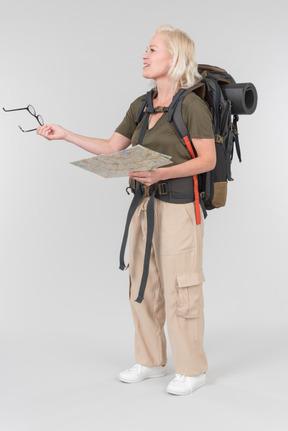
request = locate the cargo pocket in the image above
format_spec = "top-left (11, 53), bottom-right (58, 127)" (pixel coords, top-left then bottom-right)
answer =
top-left (176, 273), bottom-right (205, 318)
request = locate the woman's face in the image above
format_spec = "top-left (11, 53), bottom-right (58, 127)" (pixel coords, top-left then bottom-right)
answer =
top-left (142, 33), bottom-right (172, 81)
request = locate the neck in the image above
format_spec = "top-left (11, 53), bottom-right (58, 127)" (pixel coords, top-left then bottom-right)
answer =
top-left (154, 78), bottom-right (180, 104)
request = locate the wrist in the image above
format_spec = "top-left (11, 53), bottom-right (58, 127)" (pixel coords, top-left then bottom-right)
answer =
top-left (158, 167), bottom-right (170, 182)
top-left (63, 128), bottom-right (72, 142)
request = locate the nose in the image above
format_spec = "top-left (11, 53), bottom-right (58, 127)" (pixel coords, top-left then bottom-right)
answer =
top-left (142, 51), bottom-right (148, 60)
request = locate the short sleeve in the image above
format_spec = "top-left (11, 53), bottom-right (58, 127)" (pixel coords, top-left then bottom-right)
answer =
top-left (114, 95), bottom-right (144, 139)
top-left (182, 93), bottom-right (214, 139)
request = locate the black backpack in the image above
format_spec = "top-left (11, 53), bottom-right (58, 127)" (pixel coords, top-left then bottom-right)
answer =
top-left (135, 64), bottom-right (257, 221)
top-left (120, 68), bottom-right (257, 303)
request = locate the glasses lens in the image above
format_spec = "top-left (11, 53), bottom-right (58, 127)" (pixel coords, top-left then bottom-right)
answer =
top-left (28, 105), bottom-right (36, 115)
top-left (37, 115), bottom-right (44, 125)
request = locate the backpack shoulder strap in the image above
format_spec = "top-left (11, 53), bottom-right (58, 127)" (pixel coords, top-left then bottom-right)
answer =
top-left (135, 88), bottom-right (156, 125)
top-left (167, 82), bottom-right (206, 225)
top-left (167, 82), bottom-right (206, 138)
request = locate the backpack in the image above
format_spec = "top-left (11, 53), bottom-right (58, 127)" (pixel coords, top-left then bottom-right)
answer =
top-left (120, 67), bottom-right (257, 303)
top-left (135, 64), bottom-right (257, 224)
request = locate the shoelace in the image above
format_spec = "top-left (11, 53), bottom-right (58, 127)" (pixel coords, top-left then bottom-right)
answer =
top-left (172, 374), bottom-right (187, 383)
top-left (128, 364), bottom-right (142, 375)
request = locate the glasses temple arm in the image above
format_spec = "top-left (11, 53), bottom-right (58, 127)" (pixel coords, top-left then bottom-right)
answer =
top-left (3, 107), bottom-right (29, 112)
top-left (18, 125), bottom-right (38, 133)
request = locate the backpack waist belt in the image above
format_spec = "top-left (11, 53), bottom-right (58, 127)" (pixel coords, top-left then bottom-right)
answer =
top-left (119, 177), bottom-right (199, 304)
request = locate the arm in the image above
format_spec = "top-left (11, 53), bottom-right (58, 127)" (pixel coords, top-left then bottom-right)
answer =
top-left (37, 124), bottom-right (131, 155)
top-left (129, 138), bottom-right (216, 187)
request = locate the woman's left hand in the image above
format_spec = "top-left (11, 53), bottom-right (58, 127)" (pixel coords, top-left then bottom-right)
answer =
top-left (129, 168), bottom-right (164, 187)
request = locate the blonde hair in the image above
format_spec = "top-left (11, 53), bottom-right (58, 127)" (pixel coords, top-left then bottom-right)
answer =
top-left (153, 25), bottom-right (202, 92)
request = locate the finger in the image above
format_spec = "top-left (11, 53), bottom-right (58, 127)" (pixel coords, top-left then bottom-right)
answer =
top-left (129, 172), bottom-right (149, 178)
top-left (38, 125), bottom-right (54, 140)
top-left (37, 125), bottom-right (47, 134)
top-left (37, 124), bottom-right (50, 134)
top-left (130, 176), bottom-right (146, 182)
top-left (129, 171), bottom-right (143, 176)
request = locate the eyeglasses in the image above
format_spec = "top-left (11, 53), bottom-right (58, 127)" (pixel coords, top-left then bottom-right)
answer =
top-left (2, 104), bottom-right (44, 132)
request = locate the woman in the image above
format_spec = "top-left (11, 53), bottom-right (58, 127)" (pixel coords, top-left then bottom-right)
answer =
top-left (37, 25), bottom-right (216, 396)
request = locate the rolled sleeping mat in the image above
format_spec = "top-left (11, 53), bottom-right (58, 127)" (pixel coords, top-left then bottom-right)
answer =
top-left (220, 83), bottom-right (258, 115)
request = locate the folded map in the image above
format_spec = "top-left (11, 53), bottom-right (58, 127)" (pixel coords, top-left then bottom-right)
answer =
top-left (70, 145), bottom-right (172, 178)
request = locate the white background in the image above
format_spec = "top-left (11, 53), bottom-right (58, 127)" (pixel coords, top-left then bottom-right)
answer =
top-left (0, 0), bottom-right (287, 430)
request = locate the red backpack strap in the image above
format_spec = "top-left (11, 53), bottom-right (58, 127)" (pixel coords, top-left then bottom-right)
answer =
top-left (183, 136), bottom-right (201, 225)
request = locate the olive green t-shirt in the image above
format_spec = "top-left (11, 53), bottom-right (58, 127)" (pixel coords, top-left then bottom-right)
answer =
top-left (115, 91), bottom-right (214, 166)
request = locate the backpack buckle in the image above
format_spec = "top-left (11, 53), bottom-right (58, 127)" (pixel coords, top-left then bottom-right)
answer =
top-left (142, 185), bottom-right (151, 198)
top-left (215, 134), bottom-right (223, 144)
top-left (157, 182), bottom-right (168, 196)
top-left (231, 124), bottom-right (239, 135)
top-left (127, 178), bottom-right (136, 194)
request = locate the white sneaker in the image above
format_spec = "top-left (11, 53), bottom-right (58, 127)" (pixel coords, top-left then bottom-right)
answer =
top-left (167, 373), bottom-right (206, 395)
top-left (119, 363), bottom-right (167, 383)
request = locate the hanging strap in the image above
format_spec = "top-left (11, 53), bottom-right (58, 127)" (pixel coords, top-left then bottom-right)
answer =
top-left (233, 115), bottom-right (242, 162)
top-left (119, 182), bottom-right (143, 271)
top-left (119, 183), bottom-right (157, 303)
top-left (135, 188), bottom-right (156, 303)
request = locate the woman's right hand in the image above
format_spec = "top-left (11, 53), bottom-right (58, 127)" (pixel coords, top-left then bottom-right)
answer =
top-left (37, 124), bottom-right (67, 141)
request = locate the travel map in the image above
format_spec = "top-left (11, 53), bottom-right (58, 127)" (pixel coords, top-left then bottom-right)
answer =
top-left (70, 145), bottom-right (172, 178)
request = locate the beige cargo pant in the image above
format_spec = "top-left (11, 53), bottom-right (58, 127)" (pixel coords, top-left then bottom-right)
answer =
top-left (128, 196), bottom-right (208, 376)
